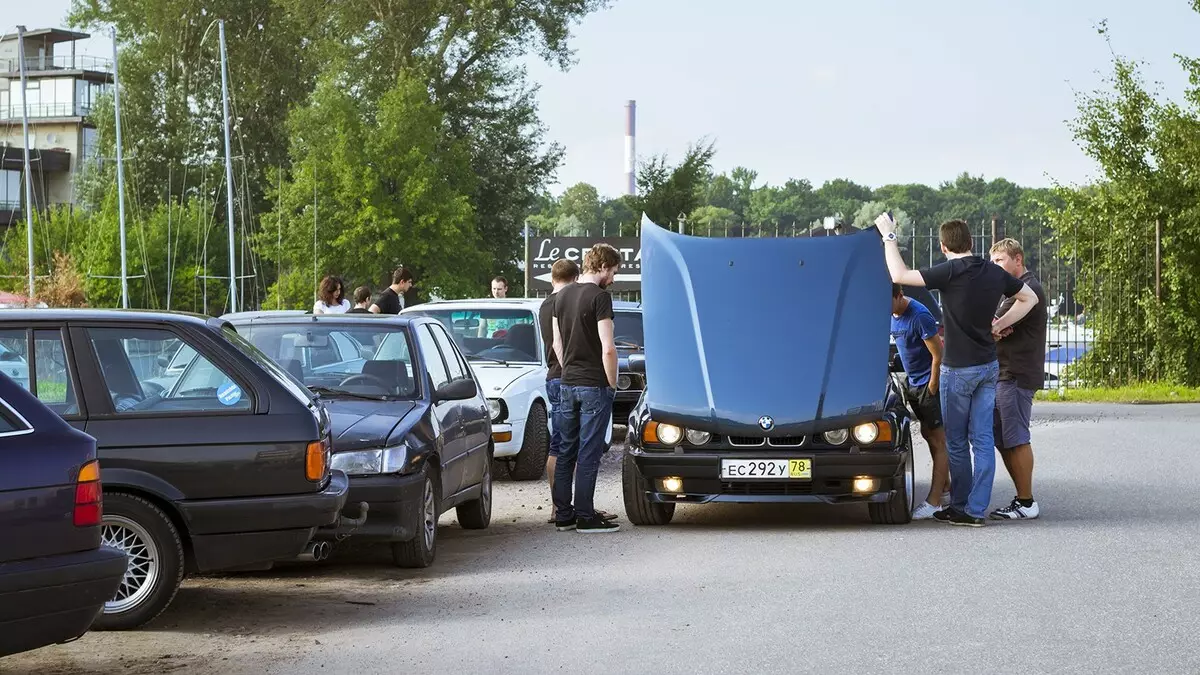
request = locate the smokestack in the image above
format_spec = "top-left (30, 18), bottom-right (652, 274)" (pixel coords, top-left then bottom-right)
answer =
top-left (624, 100), bottom-right (637, 196)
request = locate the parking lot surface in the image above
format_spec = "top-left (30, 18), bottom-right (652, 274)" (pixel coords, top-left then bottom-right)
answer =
top-left (5, 403), bottom-right (1200, 675)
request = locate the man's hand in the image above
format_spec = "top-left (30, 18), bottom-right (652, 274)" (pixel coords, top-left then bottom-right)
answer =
top-left (874, 212), bottom-right (896, 236)
top-left (994, 326), bottom-right (1015, 340)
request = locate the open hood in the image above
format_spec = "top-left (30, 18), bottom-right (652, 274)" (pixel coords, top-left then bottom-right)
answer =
top-left (640, 215), bottom-right (891, 436)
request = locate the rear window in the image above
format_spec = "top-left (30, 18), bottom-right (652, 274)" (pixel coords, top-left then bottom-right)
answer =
top-left (222, 325), bottom-right (316, 405)
top-left (0, 396), bottom-right (31, 435)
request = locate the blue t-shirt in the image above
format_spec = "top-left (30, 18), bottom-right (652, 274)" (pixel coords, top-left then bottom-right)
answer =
top-left (890, 299), bottom-right (939, 388)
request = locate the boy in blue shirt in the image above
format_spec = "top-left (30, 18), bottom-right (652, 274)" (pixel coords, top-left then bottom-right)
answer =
top-left (891, 284), bottom-right (950, 519)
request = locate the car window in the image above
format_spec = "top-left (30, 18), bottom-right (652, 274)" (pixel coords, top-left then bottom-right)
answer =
top-left (375, 332), bottom-right (411, 362)
top-left (0, 330), bottom-right (30, 391)
top-left (0, 328), bottom-right (78, 415)
top-left (612, 311), bottom-right (644, 350)
top-left (430, 325), bottom-right (466, 380)
top-left (87, 327), bottom-right (252, 414)
top-left (167, 343), bottom-right (198, 372)
top-left (0, 398), bottom-right (30, 435)
top-left (416, 325), bottom-right (450, 390)
top-left (405, 308), bottom-right (540, 363)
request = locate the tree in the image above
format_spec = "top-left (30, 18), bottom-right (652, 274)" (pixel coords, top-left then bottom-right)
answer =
top-left (633, 140), bottom-right (717, 229)
top-left (558, 183), bottom-right (603, 232)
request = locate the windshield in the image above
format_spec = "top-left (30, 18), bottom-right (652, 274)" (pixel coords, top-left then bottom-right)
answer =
top-left (237, 322), bottom-right (419, 399)
top-left (613, 310), bottom-right (644, 350)
top-left (406, 308), bottom-right (541, 363)
top-left (221, 325), bottom-right (316, 404)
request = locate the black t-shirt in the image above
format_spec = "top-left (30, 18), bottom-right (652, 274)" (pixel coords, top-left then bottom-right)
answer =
top-left (374, 287), bottom-right (403, 315)
top-left (539, 293), bottom-right (561, 380)
top-left (920, 256), bottom-right (1023, 368)
top-left (553, 282), bottom-right (614, 387)
top-left (996, 270), bottom-right (1048, 390)
top-left (347, 307), bottom-right (371, 314)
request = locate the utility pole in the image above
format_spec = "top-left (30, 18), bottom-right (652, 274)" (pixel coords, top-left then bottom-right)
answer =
top-left (991, 214), bottom-right (999, 246)
top-left (218, 20), bottom-right (238, 313)
top-left (523, 220), bottom-right (530, 298)
top-left (111, 27), bottom-right (130, 308)
top-left (16, 26), bottom-right (35, 303)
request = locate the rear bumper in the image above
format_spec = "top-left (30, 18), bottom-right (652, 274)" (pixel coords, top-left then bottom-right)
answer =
top-left (314, 471), bottom-right (424, 544)
top-left (181, 471), bottom-right (350, 572)
top-left (629, 448), bottom-right (907, 504)
top-left (0, 546), bottom-right (127, 657)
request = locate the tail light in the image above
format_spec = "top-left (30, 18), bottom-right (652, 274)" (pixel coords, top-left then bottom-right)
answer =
top-left (306, 437), bottom-right (331, 481)
top-left (74, 460), bottom-right (102, 527)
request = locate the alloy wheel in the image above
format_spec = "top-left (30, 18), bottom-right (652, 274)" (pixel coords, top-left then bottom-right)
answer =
top-left (101, 515), bottom-right (160, 614)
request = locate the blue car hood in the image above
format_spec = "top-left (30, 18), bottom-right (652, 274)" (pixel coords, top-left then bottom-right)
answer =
top-left (640, 215), bottom-right (891, 435)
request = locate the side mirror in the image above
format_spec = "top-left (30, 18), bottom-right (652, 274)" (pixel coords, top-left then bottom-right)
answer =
top-left (628, 354), bottom-right (646, 374)
top-left (434, 377), bottom-right (477, 402)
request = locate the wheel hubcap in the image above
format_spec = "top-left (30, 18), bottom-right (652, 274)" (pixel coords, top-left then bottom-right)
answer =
top-left (481, 461), bottom-right (492, 515)
top-left (904, 445), bottom-right (915, 513)
top-left (101, 515), bottom-right (160, 614)
top-left (422, 479), bottom-right (436, 549)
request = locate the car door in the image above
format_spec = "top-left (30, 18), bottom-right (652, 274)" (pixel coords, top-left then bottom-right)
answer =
top-left (0, 326), bottom-right (87, 432)
top-left (413, 324), bottom-right (464, 498)
top-left (429, 323), bottom-right (489, 491)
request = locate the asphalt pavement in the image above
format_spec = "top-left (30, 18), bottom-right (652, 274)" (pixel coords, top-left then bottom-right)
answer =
top-left (5, 403), bottom-right (1199, 675)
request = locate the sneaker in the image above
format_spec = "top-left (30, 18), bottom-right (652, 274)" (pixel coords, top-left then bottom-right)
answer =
top-left (554, 517), bottom-right (577, 531)
top-left (933, 507), bottom-right (956, 523)
top-left (911, 501), bottom-right (940, 520)
top-left (576, 515), bottom-right (620, 533)
top-left (989, 497), bottom-right (1040, 520)
top-left (946, 510), bottom-right (984, 528)
top-left (598, 510), bottom-right (619, 522)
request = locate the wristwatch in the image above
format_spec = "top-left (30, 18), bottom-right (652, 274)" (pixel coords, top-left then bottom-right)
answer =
top-left (883, 232), bottom-right (898, 243)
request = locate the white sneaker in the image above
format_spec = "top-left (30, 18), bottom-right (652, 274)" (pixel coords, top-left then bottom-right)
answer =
top-left (911, 501), bottom-right (940, 520)
top-left (989, 497), bottom-right (1040, 520)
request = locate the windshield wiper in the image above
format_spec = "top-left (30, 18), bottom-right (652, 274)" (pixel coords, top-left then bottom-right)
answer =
top-left (307, 386), bottom-right (389, 401)
top-left (467, 354), bottom-right (508, 365)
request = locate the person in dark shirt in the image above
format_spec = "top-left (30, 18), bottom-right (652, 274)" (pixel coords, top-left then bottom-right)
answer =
top-left (551, 244), bottom-right (621, 534)
top-left (876, 213), bottom-right (1040, 527)
top-left (347, 286), bottom-right (373, 314)
top-left (989, 238), bottom-right (1048, 520)
top-left (539, 259), bottom-right (578, 520)
top-left (890, 284), bottom-right (950, 519)
top-left (370, 266), bottom-right (414, 315)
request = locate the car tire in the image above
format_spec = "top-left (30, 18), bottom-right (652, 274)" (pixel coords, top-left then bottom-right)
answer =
top-left (93, 493), bottom-right (186, 631)
top-left (622, 450), bottom-right (675, 526)
top-left (508, 401), bottom-right (549, 481)
top-left (392, 464), bottom-right (439, 568)
top-left (456, 447), bottom-right (493, 530)
top-left (868, 431), bottom-right (915, 525)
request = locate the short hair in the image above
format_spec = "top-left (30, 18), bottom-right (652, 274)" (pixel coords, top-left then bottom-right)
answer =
top-left (353, 286), bottom-right (372, 304)
top-left (318, 275), bottom-right (342, 305)
top-left (939, 219), bottom-right (973, 254)
top-left (492, 276), bottom-right (508, 286)
top-left (392, 266), bottom-right (414, 285)
top-left (550, 258), bottom-right (580, 283)
top-left (989, 237), bottom-right (1024, 262)
top-left (582, 243), bottom-right (621, 274)
top-left (892, 283), bottom-right (903, 298)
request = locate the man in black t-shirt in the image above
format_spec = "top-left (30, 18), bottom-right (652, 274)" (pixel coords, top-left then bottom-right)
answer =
top-left (876, 214), bottom-right (1040, 527)
top-left (370, 267), bottom-right (414, 315)
top-left (347, 286), bottom-right (373, 314)
top-left (550, 244), bottom-right (622, 534)
top-left (539, 258), bottom-right (578, 520)
top-left (989, 238), bottom-right (1047, 520)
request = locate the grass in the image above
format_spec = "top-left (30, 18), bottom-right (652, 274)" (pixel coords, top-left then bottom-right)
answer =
top-left (1035, 383), bottom-right (1200, 403)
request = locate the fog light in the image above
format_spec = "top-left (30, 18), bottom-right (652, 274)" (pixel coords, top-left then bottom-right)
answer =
top-left (852, 476), bottom-right (878, 493)
top-left (660, 476), bottom-right (684, 493)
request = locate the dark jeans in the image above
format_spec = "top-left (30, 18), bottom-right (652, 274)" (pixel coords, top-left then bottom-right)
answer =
top-left (546, 378), bottom-right (563, 457)
top-left (552, 385), bottom-right (614, 521)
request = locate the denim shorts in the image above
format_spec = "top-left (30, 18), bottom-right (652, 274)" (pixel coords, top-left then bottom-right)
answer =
top-left (993, 379), bottom-right (1034, 450)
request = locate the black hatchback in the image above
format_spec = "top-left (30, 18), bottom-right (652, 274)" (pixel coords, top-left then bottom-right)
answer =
top-left (0, 310), bottom-right (349, 630)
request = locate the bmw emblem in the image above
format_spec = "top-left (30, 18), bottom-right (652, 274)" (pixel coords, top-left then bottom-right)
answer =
top-left (758, 415), bottom-right (774, 431)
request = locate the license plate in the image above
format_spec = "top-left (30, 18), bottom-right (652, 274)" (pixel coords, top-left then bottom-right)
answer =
top-left (720, 459), bottom-right (812, 480)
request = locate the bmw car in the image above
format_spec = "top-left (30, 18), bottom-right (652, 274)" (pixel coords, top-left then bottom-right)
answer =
top-left (622, 216), bottom-right (915, 526)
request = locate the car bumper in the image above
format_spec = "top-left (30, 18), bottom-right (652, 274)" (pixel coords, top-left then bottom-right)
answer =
top-left (491, 421), bottom-right (522, 458)
top-left (0, 546), bottom-right (127, 657)
top-left (180, 471), bottom-right (350, 572)
top-left (314, 471), bottom-right (424, 543)
top-left (628, 447), bottom-right (907, 504)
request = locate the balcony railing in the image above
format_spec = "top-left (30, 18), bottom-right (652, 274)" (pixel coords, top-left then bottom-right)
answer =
top-left (1, 54), bottom-right (113, 74)
top-left (0, 103), bottom-right (93, 121)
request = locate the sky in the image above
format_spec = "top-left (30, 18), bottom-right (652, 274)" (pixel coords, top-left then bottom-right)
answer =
top-left (12, 0), bottom-right (1200, 197)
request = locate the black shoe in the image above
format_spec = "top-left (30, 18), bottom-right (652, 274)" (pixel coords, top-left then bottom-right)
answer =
top-left (933, 507), bottom-right (957, 523)
top-left (946, 510), bottom-right (984, 528)
top-left (554, 517), bottom-right (577, 531)
top-left (598, 510), bottom-right (619, 522)
top-left (576, 514), bottom-right (620, 533)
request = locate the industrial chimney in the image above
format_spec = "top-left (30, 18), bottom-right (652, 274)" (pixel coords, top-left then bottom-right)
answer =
top-left (624, 100), bottom-right (637, 196)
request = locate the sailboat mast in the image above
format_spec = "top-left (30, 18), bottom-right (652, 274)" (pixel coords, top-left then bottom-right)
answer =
top-left (15, 26), bottom-right (35, 302)
top-left (111, 27), bottom-right (130, 309)
top-left (218, 20), bottom-right (237, 313)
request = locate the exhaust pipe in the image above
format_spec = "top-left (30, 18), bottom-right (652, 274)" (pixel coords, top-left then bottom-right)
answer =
top-left (295, 540), bottom-right (331, 562)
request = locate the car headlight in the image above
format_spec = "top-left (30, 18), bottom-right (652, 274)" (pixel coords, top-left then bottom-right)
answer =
top-left (487, 398), bottom-right (506, 422)
top-left (617, 374), bottom-right (632, 390)
top-left (822, 428), bottom-right (850, 445)
top-left (656, 423), bottom-right (684, 446)
top-left (331, 443), bottom-right (410, 476)
top-left (852, 422), bottom-right (880, 445)
top-left (685, 429), bottom-right (712, 446)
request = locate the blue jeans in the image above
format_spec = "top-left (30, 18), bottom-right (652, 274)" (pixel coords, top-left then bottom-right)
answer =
top-left (546, 378), bottom-right (563, 457)
top-left (552, 385), bottom-right (614, 521)
top-left (939, 361), bottom-right (999, 518)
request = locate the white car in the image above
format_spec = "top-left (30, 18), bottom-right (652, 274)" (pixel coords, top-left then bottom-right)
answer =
top-left (403, 298), bottom-right (611, 480)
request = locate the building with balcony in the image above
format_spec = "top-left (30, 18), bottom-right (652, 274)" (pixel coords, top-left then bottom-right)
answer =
top-left (0, 27), bottom-right (113, 226)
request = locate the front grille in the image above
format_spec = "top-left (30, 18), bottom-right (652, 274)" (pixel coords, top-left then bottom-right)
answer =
top-left (767, 436), bottom-right (806, 447)
top-left (720, 481), bottom-right (813, 496)
top-left (727, 435), bottom-right (766, 447)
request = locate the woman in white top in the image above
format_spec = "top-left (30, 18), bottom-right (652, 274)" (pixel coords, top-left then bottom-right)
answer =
top-left (313, 275), bottom-right (351, 314)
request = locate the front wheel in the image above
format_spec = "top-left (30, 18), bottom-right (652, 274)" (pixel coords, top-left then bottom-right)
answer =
top-left (392, 464), bottom-right (439, 568)
top-left (93, 493), bottom-right (186, 630)
top-left (508, 402), bottom-right (549, 481)
top-left (622, 451), bottom-right (675, 526)
top-left (869, 432), bottom-right (915, 525)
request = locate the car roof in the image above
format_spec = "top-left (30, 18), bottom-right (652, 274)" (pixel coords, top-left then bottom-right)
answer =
top-left (225, 312), bottom-right (420, 326)
top-left (613, 300), bottom-right (641, 311)
top-left (404, 298), bottom-right (544, 310)
top-left (0, 308), bottom-right (216, 326)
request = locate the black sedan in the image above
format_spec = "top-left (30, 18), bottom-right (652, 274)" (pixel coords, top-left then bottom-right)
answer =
top-left (612, 301), bottom-right (646, 422)
top-left (621, 216), bottom-right (915, 526)
top-left (229, 313), bottom-right (493, 568)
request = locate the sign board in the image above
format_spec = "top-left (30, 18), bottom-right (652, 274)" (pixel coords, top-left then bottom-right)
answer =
top-left (526, 236), bottom-right (642, 292)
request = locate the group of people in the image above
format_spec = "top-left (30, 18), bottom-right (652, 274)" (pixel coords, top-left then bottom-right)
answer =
top-left (311, 267), bottom-right (416, 315)
top-left (881, 214), bottom-right (1047, 526)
